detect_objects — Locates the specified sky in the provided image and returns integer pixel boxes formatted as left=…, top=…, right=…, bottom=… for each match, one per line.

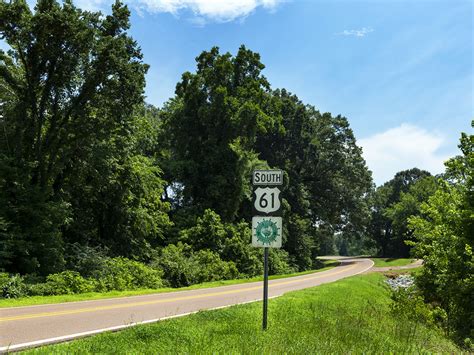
left=9, top=0, right=474, bottom=185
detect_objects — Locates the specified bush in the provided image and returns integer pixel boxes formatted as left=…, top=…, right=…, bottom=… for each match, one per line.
left=222, top=221, right=263, bottom=277
left=154, top=243, right=239, bottom=287
left=179, top=209, right=227, bottom=253
left=1, top=274, right=28, bottom=298
left=94, top=257, right=163, bottom=291
left=190, top=250, right=239, bottom=284
left=30, top=271, right=96, bottom=295
left=268, top=249, right=296, bottom=275
left=65, top=243, right=108, bottom=278
left=390, top=285, right=437, bottom=325
left=0, top=272, right=9, bottom=290
left=153, top=243, right=196, bottom=288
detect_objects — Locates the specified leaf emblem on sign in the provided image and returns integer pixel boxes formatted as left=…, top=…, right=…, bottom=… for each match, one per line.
left=254, top=187, right=281, bottom=214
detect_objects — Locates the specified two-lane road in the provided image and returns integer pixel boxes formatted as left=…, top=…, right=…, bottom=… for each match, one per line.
left=0, top=257, right=373, bottom=352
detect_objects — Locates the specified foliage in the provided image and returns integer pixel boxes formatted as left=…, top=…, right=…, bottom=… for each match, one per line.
left=368, top=168, right=433, bottom=257
left=155, top=242, right=240, bottom=287
left=64, top=244, right=109, bottom=278
left=162, top=46, right=277, bottom=222
left=0, top=0, right=150, bottom=275
left=408, top=124, right=473, bottom=345
left=1, top=273, right=28, bottom=298
left=190, top=249, right=239, bottom=284
left=390, top=285, right=439, bottom=325
left=30, top=271, right=95, bottom=296
left=93, top=257, right=163, bottom=292
left=153, top=242, right=196, bottom=287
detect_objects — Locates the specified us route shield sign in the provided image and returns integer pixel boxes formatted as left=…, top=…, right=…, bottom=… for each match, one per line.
left=253, top=187, right=281, bottom=214
left=252, top=170, right=283, bottom=217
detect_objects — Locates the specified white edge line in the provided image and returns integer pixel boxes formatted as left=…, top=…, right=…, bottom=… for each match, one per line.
left=1, top=259, right=373, bottom=353
left=0, top=296, right=281, bottom=353
left=353, top=258, right=375, bottom=276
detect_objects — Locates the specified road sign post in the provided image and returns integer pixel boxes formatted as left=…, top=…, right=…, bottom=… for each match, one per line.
left=252, top=169, right=283, bottom=330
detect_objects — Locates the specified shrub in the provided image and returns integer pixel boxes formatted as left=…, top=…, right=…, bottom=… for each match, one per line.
left=65, top=243, right=108, bottom=277
left=1, top=274, right=28, bottom=298
left=268, top=249, right=296, bottom=275
left=222, top=221, right=263, bottom=277
left=153, top=243, right=195, bottom=288
left=0, top=272, right=9, bottom=290
left=190, top=249, right=239, bottom=284
left=179, top=209, right=227, bottom=253
left=40, top=271, right=96, bottom=295
left=390, top=285, right=436, bottom=325
left=94, top=257, right=163, bottom=291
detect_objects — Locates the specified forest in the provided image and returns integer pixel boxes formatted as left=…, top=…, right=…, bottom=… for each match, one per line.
left=0, top=0, right=472, bottom=345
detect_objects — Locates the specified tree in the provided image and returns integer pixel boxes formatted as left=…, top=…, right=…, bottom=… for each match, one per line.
left=385, top=176, right=438, bottom=257
left=257, top=91, right=373, bottom=264
left=162, top=46, right=279, bottom=222
left=0, top=0, right=149, bottom=274
left=368, top=168, right=431, bottom=257
left=408, top=123, right=473, bottom=344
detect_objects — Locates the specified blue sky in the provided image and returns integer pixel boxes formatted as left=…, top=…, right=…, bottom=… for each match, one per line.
left=10, top=0, right=474, bottom=184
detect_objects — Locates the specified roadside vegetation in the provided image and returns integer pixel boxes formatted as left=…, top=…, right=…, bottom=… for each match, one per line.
left=0, top=260, right=338, bottom=308
left=24, top=273, right=459, bottom=354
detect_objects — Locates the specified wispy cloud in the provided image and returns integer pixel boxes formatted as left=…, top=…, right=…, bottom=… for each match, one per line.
left=337, top=27, right=374, bottom=37
left=359, top=124, right=452, bottom=185
left=73, top=0, right=283, bottom=23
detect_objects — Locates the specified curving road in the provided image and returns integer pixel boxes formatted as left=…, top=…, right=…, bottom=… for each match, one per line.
left=0, top=257, right=373, bottom=352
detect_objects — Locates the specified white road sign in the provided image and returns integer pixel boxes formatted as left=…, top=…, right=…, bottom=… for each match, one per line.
left=253, top=170, right=283, bottom=186
left=252, top=216, right=282, bottom=248
left=254, top=187, right=281, bottom=214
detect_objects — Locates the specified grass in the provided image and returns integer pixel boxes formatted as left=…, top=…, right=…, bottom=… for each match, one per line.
left=371, top=257, right=414, bottom=267
left=0, top=260, right=339, bottom=308
left=23, top=272, right=458, bottom=354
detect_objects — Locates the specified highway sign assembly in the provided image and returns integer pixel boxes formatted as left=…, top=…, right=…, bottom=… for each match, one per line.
left=252, top=169, right=283, bottom=330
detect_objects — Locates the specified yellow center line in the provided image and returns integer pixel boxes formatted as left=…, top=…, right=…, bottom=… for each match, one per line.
left=0, top=262, right=359, bottom=323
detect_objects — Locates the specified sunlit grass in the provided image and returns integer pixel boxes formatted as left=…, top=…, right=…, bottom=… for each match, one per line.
left=24, top=273, right=458, bottom=354
left=371, top=258, right=414, bottom=267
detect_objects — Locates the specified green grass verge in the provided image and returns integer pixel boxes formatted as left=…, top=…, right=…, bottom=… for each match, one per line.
left=23, top=273, right=458, bottom=354
left=371, top=258, right=414, bottom=267
left=0, top=260, right=339, bottom=308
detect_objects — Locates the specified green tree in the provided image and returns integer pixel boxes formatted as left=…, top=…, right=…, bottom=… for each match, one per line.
left=0, top=0, right=149, bottom=274
left=257, top=90, right=372, bottom=264
left=385, top=176, right=438, bottom=257
left=162, top=46, right=279, bottom=222
left=408, top=124, right=473, bottom=344
left=369, top=168, right=431, bottom=257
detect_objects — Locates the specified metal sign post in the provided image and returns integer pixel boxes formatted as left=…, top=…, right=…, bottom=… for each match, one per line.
left=263, top=247, right=269, bottom=330
left=251, top=169, right=283, bottom=330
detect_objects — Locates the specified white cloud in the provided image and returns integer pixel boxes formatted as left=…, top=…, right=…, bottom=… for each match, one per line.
left=359, top=124, right=452, bottom=186
left=72, top=0, right=283, bottom=23
left=337, top=27, right=374, bottom=37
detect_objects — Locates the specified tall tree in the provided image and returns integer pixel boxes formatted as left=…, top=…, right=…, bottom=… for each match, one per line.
left=408, top=123, right=473, bottom=343
left=162, top=46, right=279, bottom=222
left=369, top=168, right=432, bottom=257
left=0, top=0, right=149, bottom=274
left=256, top=90, right=373, bottom=266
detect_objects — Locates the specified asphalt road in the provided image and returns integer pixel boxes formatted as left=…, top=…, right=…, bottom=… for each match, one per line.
left=0, top=257, right=373, bottom=352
